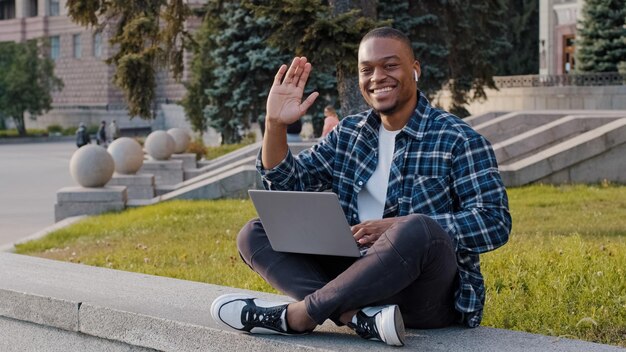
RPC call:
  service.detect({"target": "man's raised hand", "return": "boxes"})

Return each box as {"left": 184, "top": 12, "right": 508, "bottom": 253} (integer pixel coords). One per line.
{"left": 266, "top": 57, "right": 319, "bottom": 126}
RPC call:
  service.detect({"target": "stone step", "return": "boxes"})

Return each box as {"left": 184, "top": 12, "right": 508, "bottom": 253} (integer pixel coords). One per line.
{"left": 0, "top": 253, "right": 622, "bottom": 352}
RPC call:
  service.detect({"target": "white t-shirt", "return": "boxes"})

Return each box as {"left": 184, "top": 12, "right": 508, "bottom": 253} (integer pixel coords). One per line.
{"left": 357, "top": 125, "right": 401, "bottom": 221}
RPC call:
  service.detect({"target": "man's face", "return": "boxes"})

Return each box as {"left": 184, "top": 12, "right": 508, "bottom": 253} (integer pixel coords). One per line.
{"left": 358, "top": 37, "right": 419, "bottom": 118}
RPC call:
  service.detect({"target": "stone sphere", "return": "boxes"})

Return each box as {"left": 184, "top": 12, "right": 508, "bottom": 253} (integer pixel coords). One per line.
{"left": 107, "top": 137, "right": 144, "bottom": 175}
{"left": 70, "top": 145, "right": 115, "bottom": 187}
{"left": 167, "top": 128, "right": 191, "bottom": 154}
{"left": 144, "top": 130, "right": 175, "bottom": 160}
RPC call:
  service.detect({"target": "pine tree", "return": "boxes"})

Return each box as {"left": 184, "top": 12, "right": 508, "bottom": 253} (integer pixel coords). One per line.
{"left": 495, "top": 0, "right": 539, "bottom": 75}
{"left": 251, "top": 0, "right": 380, "bottom": 115}
{"left": 379, "top": 0, "right": 448, "bottom": 98}
{"left": 576, "top": 0, "right": 626, "bottom": 72}
{"left": 201, "top": 1, "right": 291, "bottom": 143}
{"left": 445, "top": 0, "right": 511, "bottom": 116}
{"left": 380, "top": 0, "right": 510, "bottom": 117}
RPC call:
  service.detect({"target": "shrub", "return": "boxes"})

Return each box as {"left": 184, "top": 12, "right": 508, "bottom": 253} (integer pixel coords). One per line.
{"left": 47, "top": 124, "right": 63, "bottom": 134}
{"left": 63, "top": 127, "right": 77, "bottom": 135}
{"left": 187, "top": 139, "right": 207, "bottom": 161}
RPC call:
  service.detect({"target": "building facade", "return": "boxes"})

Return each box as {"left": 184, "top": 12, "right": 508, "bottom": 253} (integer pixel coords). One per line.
{"left": 0, "top": 0, "right": 196, "bottom": 133}
{"left": 540, "top": 0, "right": 582, "bottom": 75}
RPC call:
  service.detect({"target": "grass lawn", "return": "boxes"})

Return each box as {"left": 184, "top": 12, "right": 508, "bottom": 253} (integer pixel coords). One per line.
{"left": 15, "top": 184, "right": 626, "bottom": 347}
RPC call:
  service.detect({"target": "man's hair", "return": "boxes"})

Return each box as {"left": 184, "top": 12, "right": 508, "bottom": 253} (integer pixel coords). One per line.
{"left": 360, "top": 27, "right": 414, "bottom": 59}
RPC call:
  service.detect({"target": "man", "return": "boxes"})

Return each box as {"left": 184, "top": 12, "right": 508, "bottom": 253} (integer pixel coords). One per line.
{"left": 96, "top": 120, "right": 107, "bottom": 147}
{"left": 75, "top": 122, "right": 90, "bottom": 148}
{"left": 211, "top": 27, "right": 511, "bottom": 346}
{"left": 109, "top": 119, "right": 120, "bottom": 141}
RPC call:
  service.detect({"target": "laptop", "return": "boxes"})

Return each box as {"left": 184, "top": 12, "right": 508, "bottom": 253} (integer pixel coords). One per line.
{"left": 248, "top": 190, "right": 366, "bottom": 257}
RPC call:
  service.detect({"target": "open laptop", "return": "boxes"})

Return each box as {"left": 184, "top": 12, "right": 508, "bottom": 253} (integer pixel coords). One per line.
{"left": 248, "top": 190, "right": 366, "bottom": 257}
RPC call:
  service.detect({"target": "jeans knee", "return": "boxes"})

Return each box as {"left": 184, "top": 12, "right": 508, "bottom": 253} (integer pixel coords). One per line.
{"left": 236, "top": 218, "right": 266, "bottom": 263}
{"left": 387, "top": 214, "right": 450, "bottom": 250}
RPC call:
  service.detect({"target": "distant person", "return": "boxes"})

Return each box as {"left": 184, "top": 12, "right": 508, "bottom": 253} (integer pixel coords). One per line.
{"left": 109, "top": 120, "right": 120, "bottom": 141}
{"left": 286, "top": 119, "right": 302, "bottom": 143}
{"left": 75, "top": 123, "right": 90, "bottom": 148}
{"left": 321, "top": 105, "right": 340, "bottom": 137}
{"left": 96, "top": 120, "right": 107, "bottom": 147}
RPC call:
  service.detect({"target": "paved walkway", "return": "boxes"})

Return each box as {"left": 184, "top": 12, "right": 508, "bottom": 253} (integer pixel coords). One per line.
{"left": 0, "top": 141, "right": 75, "bottom": 247}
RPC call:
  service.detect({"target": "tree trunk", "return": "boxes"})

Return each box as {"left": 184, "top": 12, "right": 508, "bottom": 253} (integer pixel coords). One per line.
{"left": 336, "top": 66, "right": 368, "bottom": 116}
{"left": 328, "top": 0, "right": 376, "bottom": 116}
{"left": 13, "top": 114, "right": 26, "bottom": 137}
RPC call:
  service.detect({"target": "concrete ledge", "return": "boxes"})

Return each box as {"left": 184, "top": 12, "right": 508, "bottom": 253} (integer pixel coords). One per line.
{"left": 0, "top": 253, "right": 622, "bottom": 351}
{"left": 56, "top": 186, "right": 127, "bottom": 203}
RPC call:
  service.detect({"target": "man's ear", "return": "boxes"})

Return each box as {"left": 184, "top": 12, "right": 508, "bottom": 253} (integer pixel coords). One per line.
{"left": 413, "top": 61, "right": 421, "bottom": 82}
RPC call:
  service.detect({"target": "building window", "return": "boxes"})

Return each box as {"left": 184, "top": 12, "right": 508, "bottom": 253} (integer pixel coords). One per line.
{"left": 49, "top": 0, "right": 59, "bottom": 16}
{"left": 28, "top": 0, "right": 38, "bottom": 17}
{"left": 0, "top": 0, "right": 16, "bottom": 20}
{"left": 73, "top": 34, "right": 81, "bottom": 59}
{"left": 93, "top": 32, "right": 102, "bottom": 58}
{"left": 50, "top": 35, "right": 60, "bottom": 60}
{"left": 563, "top": 35, "right": 575, "bottom": 74}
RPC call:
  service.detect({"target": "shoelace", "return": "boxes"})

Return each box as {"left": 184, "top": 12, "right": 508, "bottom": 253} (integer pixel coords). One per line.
{"left": 348, "top": 311, "right": 381, "bottom": 340}
{"left": 240, "top": 299, "right": 286, "bottom": 332}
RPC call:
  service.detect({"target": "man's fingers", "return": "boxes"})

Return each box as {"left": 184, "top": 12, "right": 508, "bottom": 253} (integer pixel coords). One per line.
{"left": 296, "top": 61, "right": 312, "bottom": 88}
{"left": 353, "top": 227, "right": 366, "bottom": 240}
{"left": 299, "top": 92, "right": 319, "bottom": 114}
{"left": 283, "top": 57, "right": 301, "bottom": 85}
{"left": 272, "top": 64, "right": 287, "bottom": 86}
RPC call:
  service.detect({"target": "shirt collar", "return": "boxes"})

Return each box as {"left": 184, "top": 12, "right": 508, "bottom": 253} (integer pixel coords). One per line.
{"left": 357, "top": 90, "right": 432, "bottom": 141}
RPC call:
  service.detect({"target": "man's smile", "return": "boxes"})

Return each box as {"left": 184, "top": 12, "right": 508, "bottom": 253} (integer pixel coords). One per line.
{"left": 369, "top": 85, "right": 396, "bottom": 96}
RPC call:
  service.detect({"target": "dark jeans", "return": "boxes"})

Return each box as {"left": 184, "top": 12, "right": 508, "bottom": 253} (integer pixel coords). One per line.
{"left": 237, "top": 214, "right": 459, "bottom": 329}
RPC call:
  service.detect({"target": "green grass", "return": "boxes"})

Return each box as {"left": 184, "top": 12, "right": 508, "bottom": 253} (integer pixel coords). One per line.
{"left": 205, "top": 142, "right": 254, "bottom": 160}
{"left": 16, "top": 200, "right": 274, "bottom": 293}
{"left": 0, "top": 128, "right": 48, "bottom": 137}
{"left": 15, "top": 184, "right": 626, "bottom": 346}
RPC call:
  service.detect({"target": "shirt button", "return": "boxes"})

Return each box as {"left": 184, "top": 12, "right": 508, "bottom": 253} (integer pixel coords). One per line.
{"left": 358, "top": 181, "right": 363, "bottom": 186}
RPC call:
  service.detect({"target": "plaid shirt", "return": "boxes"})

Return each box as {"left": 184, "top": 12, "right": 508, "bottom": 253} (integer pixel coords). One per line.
{"left": 257, "top": 92, "right": 511, "bottom": 327}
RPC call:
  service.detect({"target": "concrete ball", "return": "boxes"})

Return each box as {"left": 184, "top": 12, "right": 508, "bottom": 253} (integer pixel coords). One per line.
{"left": 145, "top": 130, "right": 175, "bottom": 160}
{"left": 107, "top": 137, "right": 144, "bottom": 174}
{"left": 167, "top": 128, "right": 191, "bottom": 154}
{"left": 70, "top": 145, "right": 115, "bottom": 187}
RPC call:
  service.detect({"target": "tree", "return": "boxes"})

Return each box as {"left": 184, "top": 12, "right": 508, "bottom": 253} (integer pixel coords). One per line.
{"left": 252, "top": 0, "right": 381, "bottom": 116}
{"left": 444, "top": 0, "right": 511, "bottom": 116}
{"left": 379, "top": 0, "right": 448, "bottom": 98}
{"left": 576, "top": 0, "right": 626, "bottom": 72}
{"left": 66, "top": 0, "right": 193, "bottom": 119}
{"left": 183, "top": 0, "right": 339, "bottom": 143}
{"left": 494, "top": 0, "right": 539, "bottom": 75}
{"left": 0, "top": 40, "right": 63, "bottom": 136}
{"left": 380, "top": 0, "right": 511, "bottom": 117}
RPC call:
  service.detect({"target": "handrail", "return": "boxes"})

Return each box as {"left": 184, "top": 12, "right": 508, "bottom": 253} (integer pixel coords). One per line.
{"left": 494, "top": 72, "right": 626, "bottom": 88}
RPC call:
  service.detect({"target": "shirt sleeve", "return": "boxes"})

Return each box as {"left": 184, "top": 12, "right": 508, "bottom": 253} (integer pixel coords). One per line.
{"left": 256, "top": 129, "right": 338, "bottom": 192}
{"left": 431, "top": 135, "right": 512, "bottom": 254}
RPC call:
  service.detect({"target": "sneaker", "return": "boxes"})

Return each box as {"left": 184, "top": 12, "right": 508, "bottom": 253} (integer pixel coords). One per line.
{"left": 347, "top": 305, "right": 405, "bottom": 346}
{"left": 210, "top": 293, "right": 305, "bottom": 335}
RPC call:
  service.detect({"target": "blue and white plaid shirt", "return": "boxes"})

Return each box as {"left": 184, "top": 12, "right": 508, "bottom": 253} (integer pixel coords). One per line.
{"left": 257, "top": 92, "right": 512, "bottom": 327}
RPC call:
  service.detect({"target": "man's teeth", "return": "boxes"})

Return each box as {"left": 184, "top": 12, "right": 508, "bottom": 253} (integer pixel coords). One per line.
{"left": 373, "top": 87, "right": 393, "bottom": 94}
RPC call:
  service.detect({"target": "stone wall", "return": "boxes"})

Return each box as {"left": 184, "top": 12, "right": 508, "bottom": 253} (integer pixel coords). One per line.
{"left": 434, "top": 85, "right": 626, "bottom": 116}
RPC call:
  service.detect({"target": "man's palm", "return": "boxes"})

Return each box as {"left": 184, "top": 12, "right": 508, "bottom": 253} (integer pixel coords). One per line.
{"left": 266, "top": 57, "right": 318, "bottom": 126}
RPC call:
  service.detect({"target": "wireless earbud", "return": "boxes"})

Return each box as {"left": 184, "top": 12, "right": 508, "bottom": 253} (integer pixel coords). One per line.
{"left": 414, "top": 70, "right": 419, "bottom": 82}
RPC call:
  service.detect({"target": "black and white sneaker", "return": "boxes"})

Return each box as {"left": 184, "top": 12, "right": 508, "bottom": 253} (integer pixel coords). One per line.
{"left": 210, "top": 293, "right": 306, "bottom": 335}
{"left": 347, "top": 305, "right": 405, "bottom": 346}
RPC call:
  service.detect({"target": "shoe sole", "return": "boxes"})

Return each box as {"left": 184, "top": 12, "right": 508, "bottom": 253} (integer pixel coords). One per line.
{"left": 381, "top": 305, "right": 406, "bottom": 346}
